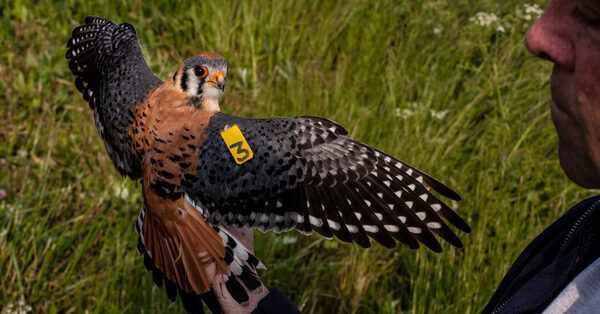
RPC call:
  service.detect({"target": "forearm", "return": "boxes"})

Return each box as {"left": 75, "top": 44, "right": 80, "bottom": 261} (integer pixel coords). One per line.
{"left": 252, "top": 286, "right": 301, "bottom": 314}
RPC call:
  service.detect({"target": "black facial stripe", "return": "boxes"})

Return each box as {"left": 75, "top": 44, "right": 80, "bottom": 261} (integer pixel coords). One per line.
{"left": 172, "top": 70, "right": 178, "bottom": 81}
{"left": 197, "top": 76, "right": 206, "bottom": 96}
{"left": 181, "top": 71, "right": 188, "bottom": 91}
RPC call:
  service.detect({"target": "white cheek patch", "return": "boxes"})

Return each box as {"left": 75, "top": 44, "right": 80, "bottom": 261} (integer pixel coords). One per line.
{"left": 186, "top": 70, "right": 201, "bottom": 96}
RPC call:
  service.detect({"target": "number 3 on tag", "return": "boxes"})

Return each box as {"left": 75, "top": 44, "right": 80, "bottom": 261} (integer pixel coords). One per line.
{"left": 221, "top": 125, "right": 254, "bottom": 164}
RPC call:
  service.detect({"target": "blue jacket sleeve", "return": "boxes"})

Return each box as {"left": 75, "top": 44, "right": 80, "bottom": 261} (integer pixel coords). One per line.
{"left": 252, "top": 286, "right": 301, "bottom": 314}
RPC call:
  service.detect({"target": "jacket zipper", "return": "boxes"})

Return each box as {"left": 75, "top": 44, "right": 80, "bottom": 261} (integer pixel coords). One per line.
{"left": 492, "top": 294, "right": 514, "bottom": 314}
{"left": 492, "top": 198, "right": 600, "bottom": 313}
{"left": 557, "top": 199, "right": 600, "bottom": 256}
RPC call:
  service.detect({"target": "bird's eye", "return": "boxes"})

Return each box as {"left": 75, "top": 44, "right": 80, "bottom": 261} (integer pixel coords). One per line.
{"left": 194, "top": 66, "right": 208, "bottom": 77}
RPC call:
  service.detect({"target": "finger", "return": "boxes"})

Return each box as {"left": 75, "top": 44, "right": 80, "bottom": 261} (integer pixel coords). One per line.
{"left": 212, "top": 273, "right": 269, "bottom": 314}
{"left": 223, "top": 226, "right": 254, "bottom": 252}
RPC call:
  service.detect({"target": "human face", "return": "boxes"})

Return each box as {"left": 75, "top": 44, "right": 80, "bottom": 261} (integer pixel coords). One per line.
{"left": 525, "top": 0, "right": 600, "bottom": 188}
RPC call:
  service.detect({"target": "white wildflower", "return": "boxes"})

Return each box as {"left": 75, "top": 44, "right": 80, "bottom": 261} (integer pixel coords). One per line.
{"left": 5, "top": 295, "right": 32, "bottom": 314}
{"left": 113, "top": 184, "right": 129, "bottom": 200}
{"left": 520, "top": 4, "right": 543, "bottom": 21}
{"left": 451, "top": 200, "right": 459, "bottom": 210}
{"left": 395, "top": 108, "right": 414, "bottom": 119}
{"left": 6, "top": 203, "right": 23, "bottom": 213}
{"left": 429, "top": 109, "right": 449, "bottom": 120}
{"left": 281, "top": 235, "right": 297, "bottom": 245}
{"left": 469, "top": 12, "right": 498, "bottom": 27}
{"left": 274, "top": 235, "right": 297, "bottom": 245}
{"left": 17, "top": 148, "right": 27, "bottom": 159}
{"left": 496, "top": 24, "right": 506, "bottom": 33}
{"left": 524, "top": 4, "right": 543, "bottom": 16}
{"left": 433, "top": 26, "right": 443, "bottom": 35}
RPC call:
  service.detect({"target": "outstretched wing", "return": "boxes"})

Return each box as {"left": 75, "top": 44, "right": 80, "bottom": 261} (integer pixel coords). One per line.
{"left": 66, "top": 16, "right": 162, "bottom": 179}
{"left": 184, "top": 113, "right": 470, "bottom": 252}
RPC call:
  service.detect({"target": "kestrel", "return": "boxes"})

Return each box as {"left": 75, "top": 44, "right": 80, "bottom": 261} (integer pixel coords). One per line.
{"left": 66, "top": 16, "right": 470, "bottom": 313}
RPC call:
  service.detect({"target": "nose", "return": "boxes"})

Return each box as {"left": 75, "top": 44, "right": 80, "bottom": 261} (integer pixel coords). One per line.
{"left": 524, "top": 13, "right": 574, "bottom": 70}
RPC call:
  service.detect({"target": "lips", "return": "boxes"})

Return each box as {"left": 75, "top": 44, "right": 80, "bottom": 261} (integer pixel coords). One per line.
{"left": 549, "top": 70, "right": 572, "bottom": 119}
{"left": 551, "top": 101, "right": 567, "bottom": 117}
{"left": 550, "top": 92, "right": 569, "bottom": 117}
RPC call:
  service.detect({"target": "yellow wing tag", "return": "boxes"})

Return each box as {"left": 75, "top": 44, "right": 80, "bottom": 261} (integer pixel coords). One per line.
{"left": 220, "top": 125, "right": 254, "bottom": 164}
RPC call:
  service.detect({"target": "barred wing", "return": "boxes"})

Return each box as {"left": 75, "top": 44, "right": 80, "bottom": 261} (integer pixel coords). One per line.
{"left": 66, "top": 16, "right": 162, "bottom": 178}
{"left": 185, "top": 113, "right": 470, "bottom": 251}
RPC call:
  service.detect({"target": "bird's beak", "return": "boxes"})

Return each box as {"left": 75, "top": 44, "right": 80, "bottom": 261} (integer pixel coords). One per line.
{"left": 207, "top": 71, "right": 226, "bottom": 91}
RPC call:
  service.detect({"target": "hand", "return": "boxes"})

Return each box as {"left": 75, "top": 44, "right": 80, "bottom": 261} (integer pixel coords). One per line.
{"left": 212, "top": 227, "right": 269, "bottom": 314}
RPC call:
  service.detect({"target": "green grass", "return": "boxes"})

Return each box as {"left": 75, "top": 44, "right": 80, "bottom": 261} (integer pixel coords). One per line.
{"left": 0, "top": 0, "right": 593, "bottom": 313}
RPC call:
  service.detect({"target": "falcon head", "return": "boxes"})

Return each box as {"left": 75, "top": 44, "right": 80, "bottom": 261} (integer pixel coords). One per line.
{"left": 175, "top": 52, "right": 228, "bottom": 111}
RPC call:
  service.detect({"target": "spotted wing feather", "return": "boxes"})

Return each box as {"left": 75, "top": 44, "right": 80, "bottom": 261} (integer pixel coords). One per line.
{"left": 185, "top": 113, "right": 470, "bottom": 251}
{"left": 66, "top": 16, "right": 162, "bottom": 178}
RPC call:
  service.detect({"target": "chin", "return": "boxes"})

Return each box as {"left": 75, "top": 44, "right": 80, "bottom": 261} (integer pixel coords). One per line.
{"left": 552, "top": 103, "right": 600, "bottom": 188}
{"left": 558, "top": 146, "right": 600, "bottom": 189}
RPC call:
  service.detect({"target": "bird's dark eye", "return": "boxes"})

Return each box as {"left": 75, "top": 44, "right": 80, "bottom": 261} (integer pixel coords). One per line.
{"left": 194, "top": 66, "right": 207, "bottom": 77}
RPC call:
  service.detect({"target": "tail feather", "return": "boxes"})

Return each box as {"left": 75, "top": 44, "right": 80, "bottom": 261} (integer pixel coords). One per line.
{"left": 135, "top": 206, "right": 264, "bottom": 313}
